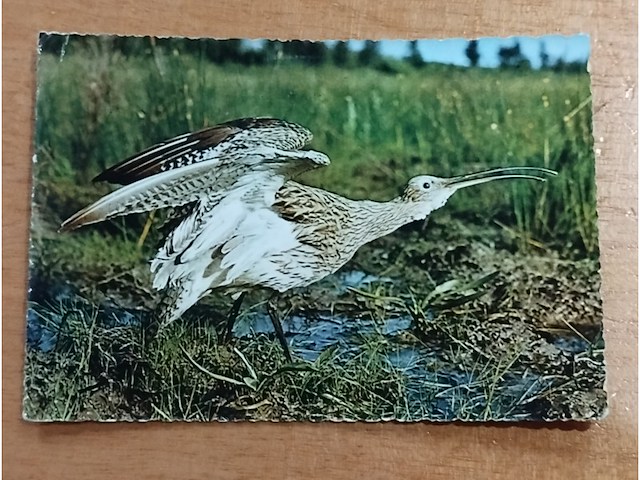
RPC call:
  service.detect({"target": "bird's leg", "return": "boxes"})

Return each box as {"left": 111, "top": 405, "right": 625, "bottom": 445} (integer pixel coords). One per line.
{"left": 266, "top": 295, "right": 292, "bottom": 362}
{"left": 223, "top": 292, "right": 246, "bottom": 342}
{"left": 145, "top": 287, "right": 181, "bottom": 346}
{"left": 154, "top": 289, "right": 179, "bottom": 324}
{"left": 142, "top": 304, "right": 162, "bottom": 350}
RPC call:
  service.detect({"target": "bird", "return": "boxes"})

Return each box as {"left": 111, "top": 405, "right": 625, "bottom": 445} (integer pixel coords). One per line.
{"left": 60, "top": 117, "right": 557, "bottom": 361}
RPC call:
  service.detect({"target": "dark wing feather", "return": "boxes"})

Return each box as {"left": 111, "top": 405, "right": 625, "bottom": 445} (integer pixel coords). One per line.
{"left": 60, "top": 118, "right": 328, "bottom": 232}
{"left": 94, "top": 117, "right": 313, "bottom": 185}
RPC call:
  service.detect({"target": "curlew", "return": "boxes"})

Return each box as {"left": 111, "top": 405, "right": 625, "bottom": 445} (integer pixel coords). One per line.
{"left": 61, "top": 117, "right": 556, "bottom": 360}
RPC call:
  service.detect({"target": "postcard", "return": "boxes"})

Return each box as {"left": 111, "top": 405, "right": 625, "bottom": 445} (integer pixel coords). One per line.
{"left": 25, "top": 33, "right": 605, "bottom": 421}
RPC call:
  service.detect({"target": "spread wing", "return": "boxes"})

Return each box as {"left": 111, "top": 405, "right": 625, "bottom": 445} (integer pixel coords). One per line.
{"left": 60, "top": 117, "right": 330, "bottom": 231}
{"left": 93, "top": 117, "right": 315, "bottom": 185}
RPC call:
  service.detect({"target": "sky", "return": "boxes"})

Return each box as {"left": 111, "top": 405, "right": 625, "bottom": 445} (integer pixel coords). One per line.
{"left": 367, "top": 36, "right": 590, "bottom": 68}
{"left": 246, "top": 35, "right": 590, "bottom": 69}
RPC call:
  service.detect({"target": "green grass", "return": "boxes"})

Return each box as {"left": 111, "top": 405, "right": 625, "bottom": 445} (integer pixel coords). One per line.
{"left": 24, "top": 299, "right": 412, "bottom": 421}
{"left": 33, "top": 40, "right": 597, "bottom": 256}
{"left": 24, "top": 38, "right": 605, "bottom": 422}
{"left": 24, "top": 253, "right": 606, "bottom": 422}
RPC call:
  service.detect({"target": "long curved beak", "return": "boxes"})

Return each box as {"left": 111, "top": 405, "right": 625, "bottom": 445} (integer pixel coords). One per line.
{"left": 443, "top": 167, "right": 557, "bottom": 191}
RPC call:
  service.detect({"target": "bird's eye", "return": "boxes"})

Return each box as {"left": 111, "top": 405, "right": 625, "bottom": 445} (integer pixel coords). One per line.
{"left": 423, "top": 182, "right": 431, "bottom": 190}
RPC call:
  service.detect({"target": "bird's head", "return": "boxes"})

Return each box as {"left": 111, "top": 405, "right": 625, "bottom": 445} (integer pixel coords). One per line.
{"left": 402, "top": 167, "right": 557, "bottom": 220}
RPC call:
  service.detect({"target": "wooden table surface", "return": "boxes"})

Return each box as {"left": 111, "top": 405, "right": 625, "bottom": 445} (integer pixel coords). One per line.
{"left": 3, "top": 0, "right": 637, "bottom": 478}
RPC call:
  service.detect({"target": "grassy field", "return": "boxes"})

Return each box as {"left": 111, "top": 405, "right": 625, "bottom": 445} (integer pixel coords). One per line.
{"left": 24, "top": 37, "right": 605, "bottom": 421}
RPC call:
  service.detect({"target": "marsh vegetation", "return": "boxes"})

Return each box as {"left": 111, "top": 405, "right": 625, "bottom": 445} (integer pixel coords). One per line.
{"left": 24, "top": 36, "right": 605, "bottom": 421}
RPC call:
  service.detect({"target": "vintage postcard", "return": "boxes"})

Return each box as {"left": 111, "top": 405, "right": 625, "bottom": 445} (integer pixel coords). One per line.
{"left": 25, "top": 33, "right": 605, "bottom": 422}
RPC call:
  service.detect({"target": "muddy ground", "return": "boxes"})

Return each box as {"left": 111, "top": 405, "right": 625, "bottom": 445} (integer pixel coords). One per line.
{"left": 23, "top": 213, "right": 606, "bottom": 422}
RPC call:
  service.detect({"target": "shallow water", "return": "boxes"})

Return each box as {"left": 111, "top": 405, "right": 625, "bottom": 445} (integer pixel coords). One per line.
{"left": 231, "top": 304, "right": 564, "bottom": 420}
{"left": 233, "top": 310, "right": 416, "bottom": 362}
{"left": 26, "top": 266, "right": 602, "bottom": 421}
{"left": 552, "top": 335, "right": 591, "bottom": 354}
{"left": 27, "top": 270, "right": 481, "bottom": 419}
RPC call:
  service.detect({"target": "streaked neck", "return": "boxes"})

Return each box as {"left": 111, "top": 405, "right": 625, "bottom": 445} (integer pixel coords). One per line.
{"left": 354, "top": 198, "right": 426, "bottom": 246}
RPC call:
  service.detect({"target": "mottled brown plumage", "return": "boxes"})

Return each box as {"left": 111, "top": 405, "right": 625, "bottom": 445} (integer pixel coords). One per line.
{"left": 272, "top": 181, "right": 421, "bottom": 279}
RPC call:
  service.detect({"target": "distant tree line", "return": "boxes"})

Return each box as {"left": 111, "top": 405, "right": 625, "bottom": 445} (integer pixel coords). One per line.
{"left": 488, "top": 39, "right": 587, "bottom": 73}
{"left": 38, "top": 34, "right": 587, "bottom": 73}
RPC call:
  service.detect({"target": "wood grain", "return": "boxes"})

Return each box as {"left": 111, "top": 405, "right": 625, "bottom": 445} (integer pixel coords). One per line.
{"left": 3, "top": 1, "right": 637, "bottom": 478}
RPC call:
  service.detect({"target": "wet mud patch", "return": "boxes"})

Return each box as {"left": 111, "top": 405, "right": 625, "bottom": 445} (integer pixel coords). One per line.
{"left": 24, "top": 218, "right": 605, "bottom": 421}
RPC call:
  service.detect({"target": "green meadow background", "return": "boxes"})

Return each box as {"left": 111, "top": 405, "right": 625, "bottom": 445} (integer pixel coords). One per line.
{"left": 34, "top": 35, "right": 597, "bottom": 257}
{"left": 24, "top": 35, "right": 603, "bottom": 422}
